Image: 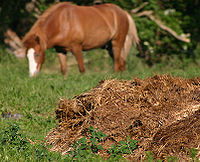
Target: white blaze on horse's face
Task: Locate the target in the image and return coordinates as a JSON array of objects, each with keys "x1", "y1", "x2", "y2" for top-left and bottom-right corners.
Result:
[{"x1": 27, "y1": 48, "x2": 39, "y2": 77}]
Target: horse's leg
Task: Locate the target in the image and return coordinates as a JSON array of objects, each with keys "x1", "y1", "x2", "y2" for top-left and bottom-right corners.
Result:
[
  {"x1": 107, "y1": 43, "x2": 126, "y2": 71},
  {"x1": 58, "y1": 53, "x2": 67, "y2": 75},
  {"x1": 119, "y1": 56, "x2": 126, "y2": 71},
  {"x1": 119, "y1": 47, "x2": 126, "y2": 71},
  {"x1": 111, "y1": 40, "x2": 124, "y2": 72},
  {"x1": 71, "y1": 46, "x2": 85, "y2": 73}
]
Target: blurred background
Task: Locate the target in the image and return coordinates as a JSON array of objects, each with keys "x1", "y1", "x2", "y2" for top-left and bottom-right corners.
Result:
[{"x1": 0, "y1": 0, "x2": 200, "y2": 67}]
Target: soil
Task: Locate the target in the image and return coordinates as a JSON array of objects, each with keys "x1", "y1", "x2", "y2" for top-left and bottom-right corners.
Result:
[{"x1": 46, "y1": 74, "x2": 200, "y2": 161}]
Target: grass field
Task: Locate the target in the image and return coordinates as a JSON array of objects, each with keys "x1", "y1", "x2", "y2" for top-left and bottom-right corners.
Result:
[{"x1": 0, "y1": 47, "x2": 200, "y2": 161}]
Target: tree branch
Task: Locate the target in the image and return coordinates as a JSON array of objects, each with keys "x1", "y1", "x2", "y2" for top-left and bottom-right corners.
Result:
[
  {"x1": 4, "y1": 29, "x2": 26, "y2": 58},
  {"x1": 136, "y1": 10, "x2": 190, "y2": 43},
  {"x1": 131, "y1": 2, "x2": 149, "y2": 14}
]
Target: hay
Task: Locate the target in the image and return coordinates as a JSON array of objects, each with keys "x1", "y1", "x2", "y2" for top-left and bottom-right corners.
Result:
[{"x1": 46, "y1": 75, "x2": 200, "y2": 160}]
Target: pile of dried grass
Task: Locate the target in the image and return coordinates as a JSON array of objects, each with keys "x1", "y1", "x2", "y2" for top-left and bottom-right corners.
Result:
[
  {"x1": 46, "y1": 75, "x2": 200, "y2": 160},
  {"x1": 151, "y1": 109, "x2": 200, "y2": 160}
]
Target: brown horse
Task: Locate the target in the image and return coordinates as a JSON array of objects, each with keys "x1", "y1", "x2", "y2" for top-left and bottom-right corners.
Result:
[{"x1": 23, "y1": 2, "x2": 140, "y2": 76}]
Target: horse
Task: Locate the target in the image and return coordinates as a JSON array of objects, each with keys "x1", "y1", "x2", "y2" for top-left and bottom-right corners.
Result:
[{"x1": 22, "y1": 2, "x2": 140, "y2": 77}]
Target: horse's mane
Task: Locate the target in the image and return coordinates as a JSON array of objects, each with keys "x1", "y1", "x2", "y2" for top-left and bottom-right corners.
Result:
[{"x1": 23, "y1": 2, "x2": 72, "y2": 50}]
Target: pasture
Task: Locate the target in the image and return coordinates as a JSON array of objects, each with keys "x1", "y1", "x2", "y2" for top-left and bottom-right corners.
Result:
[{"x1": 0, "y1": 47, "x2": 200, "y2": 161}]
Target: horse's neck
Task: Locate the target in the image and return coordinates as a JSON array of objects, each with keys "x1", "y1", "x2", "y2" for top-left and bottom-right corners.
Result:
[{"x1": 37, "y1": 31, "x2": 47, "y2": 51}]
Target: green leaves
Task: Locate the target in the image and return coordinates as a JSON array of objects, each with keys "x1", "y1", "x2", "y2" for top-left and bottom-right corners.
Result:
[
  {"x1": 67, "y1": 127, "x2": 138, "y2": 161},
  {"x1": 69, "y1": 126, "x2": 106, "y2": 159},
  {"x1": 190, "y1": 148, "x2": 199, "y2": 161},
  {"x1": 89, "y1": 126, "x2": 107, "y2": 141},
  {"x1": 107, "y1": 136, "x2": 138, "y2": 157}
]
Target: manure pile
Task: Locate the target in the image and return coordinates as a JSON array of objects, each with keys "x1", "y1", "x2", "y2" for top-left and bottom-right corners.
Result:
[{"x1": 46, "y1": 75, "x2": 200, "y2": 161}]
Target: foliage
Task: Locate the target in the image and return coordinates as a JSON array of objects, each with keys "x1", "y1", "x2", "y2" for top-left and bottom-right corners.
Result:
[
  {"x1": 144, "y1": 151, "x2": 162, "y2": 162},
  {"x1": 132, "y1": 1, "x2": 192, "y2": 64},
  {"x1": 107, "y1": 136, "x2": 137, "y2": 156},
  {"x1": 87, "y1": 126, "x2": 107, "y2": 152},
  {"x1": 103, "y1": 0, "x2": 136, "y2": 10},
  {"x1": 67, "y1": 126, "x2": 137, "y2": 160},
  {"x1": 101, "y1": 0, "x2": 200, "y2": 64},
  {"x1": 68, "y1": 126, "x2": 106, "y2": 159},
  {"x1": 0, "y1": 0, "x2": 54, "y2": 42},
  {"x1": 0, "y1": 0, "x2": 31, "y2": 41},
  {"x1": 166, "y1": 156, "x2": 179, "y2": 162},
  {"x1": 190, "y1": 148, "x2": 199, "y2": 162}
]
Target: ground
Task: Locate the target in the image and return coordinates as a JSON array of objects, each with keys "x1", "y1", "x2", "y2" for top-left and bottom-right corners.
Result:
[{"x1": 46, "y1": 74, "x2": 200, "y2": 161}]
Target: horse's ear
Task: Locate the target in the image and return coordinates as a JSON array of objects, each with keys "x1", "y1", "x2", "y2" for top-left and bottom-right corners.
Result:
[
  {"x1": 23, "y1": 34, "x2": 40, "y2": 48},
  {"x1": 33, "y1": 34, "x2": 40, "y2": 44}
]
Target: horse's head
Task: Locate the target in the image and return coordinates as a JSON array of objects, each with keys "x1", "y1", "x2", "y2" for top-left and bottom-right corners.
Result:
[{"x1": 23, "y1": 34, "x2": 45, "y2": 77}]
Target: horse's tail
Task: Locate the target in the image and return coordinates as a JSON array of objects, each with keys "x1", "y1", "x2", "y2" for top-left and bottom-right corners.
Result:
[{"x1": 121, "y1": 12, "x2": 140, "y2": 61}]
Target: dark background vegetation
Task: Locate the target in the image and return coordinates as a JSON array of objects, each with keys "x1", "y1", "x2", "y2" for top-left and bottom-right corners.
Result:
[{"x1": 0, "y1": 0, "x2": 200, "y2": 65}]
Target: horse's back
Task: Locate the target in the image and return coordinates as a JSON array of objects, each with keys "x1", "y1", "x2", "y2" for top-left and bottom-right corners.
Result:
[
  {"x1": 25, "y1": 2, "x2": 129, "y2": 51},
  {"x1": 70, "y1": 3, "x2": 129, "y2": 49}
]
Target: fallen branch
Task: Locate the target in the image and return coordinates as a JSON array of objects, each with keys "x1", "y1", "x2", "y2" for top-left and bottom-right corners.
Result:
[
  {"x1": 136, "y1": 10, "x2": 190, "y2": 43},
  {"x1": 4, "y1": 29, "x2": 23, "y2": 47},
  {"x1": 93, "y1": 0, "x2": 103, "y2": 4},
  {"x1": 131, "y1": 2, "x2": 149, "y2": 14},
  {"x1": 4, "y1": 29, "x2": 26, "y2": 58},
  {"x1": 25, "y1": 0, "x2": 41, "y2": 18}
]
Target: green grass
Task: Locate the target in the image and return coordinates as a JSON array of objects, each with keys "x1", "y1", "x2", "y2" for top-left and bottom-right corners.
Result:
[{"x1": 0, "y1": 47, "x2": 200, "y2": 161}]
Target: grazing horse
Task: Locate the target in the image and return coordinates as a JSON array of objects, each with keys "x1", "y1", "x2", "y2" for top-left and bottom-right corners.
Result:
[{"x1": 23, "y1": 2, "x2": 140, "y2": 76}]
